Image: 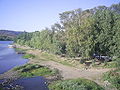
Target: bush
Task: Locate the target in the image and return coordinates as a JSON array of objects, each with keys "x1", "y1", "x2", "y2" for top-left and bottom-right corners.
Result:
[
  {"x1": 103, "y1": 69, "x2": 120, "y2": 89},
  {"x1": 49, "y1": 78, "x2": 104, "y2": 90},
  {"x1": 104, "y1": 61, "x2": 118, "y2": 68}
]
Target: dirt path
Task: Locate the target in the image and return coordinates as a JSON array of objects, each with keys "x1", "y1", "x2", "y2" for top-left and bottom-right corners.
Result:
[
  {"x1": 29, "y1": 59, "x2": 116, "y2": 90},
  {"x1": 15, "y1": 45, "x2": 116, "y2": 90},
  {"x1": 26, "y1": 48, "x2": 110, "y2": 80},
  {"x1": 30, "y1": 60, "x2": 109, "y2": 79}
]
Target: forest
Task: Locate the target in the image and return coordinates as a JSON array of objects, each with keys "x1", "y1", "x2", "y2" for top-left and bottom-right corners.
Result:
[
  {"x1": 0, "y1": 30, "x2": 23, "y2": 41},
  {"x1": 15, "y1": 3, "x2": 120, "y2": 60}
]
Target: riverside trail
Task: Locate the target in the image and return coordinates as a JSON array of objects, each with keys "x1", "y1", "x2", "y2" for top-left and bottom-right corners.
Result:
[{"x1": 15, "y1": 45, "x2": 116, "y2": 90}]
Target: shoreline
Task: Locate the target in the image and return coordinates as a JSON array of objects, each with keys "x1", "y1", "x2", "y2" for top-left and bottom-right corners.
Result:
[
  {"x1": 0, "y1": 44, "x2": 115, "y2": 90},
  {"x1": 0, "y1": 44, "x2": 62, "y2": 90}
]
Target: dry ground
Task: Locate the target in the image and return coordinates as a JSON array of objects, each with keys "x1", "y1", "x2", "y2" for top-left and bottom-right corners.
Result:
[{"x1": 2, "y1": 44, "x2": 115, "y2": 90}]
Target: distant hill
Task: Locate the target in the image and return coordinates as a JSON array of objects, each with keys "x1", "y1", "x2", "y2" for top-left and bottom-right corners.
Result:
[{"x1": 0, "y1": 30, "x2": 23, "y2": 41}]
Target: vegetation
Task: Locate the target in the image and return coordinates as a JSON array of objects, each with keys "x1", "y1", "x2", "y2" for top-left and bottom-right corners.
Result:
[
  {"x1": 0, "y1": 35, "x2": 13, "y2": 41},
  {"x1": 14, "y1": 3, "x2": 120, "y2": 60},
  {"x1": 37, "y1": 52, "x2": 75, "y2": 67},
  {"x1": 48, "y1": 78, "x2": 104, "y2": 90},
  {"x1": 22, "y1": 54, "x2": 35, "y2": 59},
  {"x1": 103, "y1": 58, "x2": 120, "y2": 89},
  {"x1": 0, "y1": 30, "x2": 23, "y2": 41},
  {"x1": 103, "y1": 69, "x2": 120, "y2": 89},
  {"x1": 14, "y1": 3, "x2": 120, "y2": 89},
  {"x1": 14, "y1": 48, "x2": 27, "y2": 55},
  {"x1": 14, "y1": 64, "x2": 57, "y2": 77},
  {"x1": 15, "y1": 48, "x2": 27, "y2": 52}
]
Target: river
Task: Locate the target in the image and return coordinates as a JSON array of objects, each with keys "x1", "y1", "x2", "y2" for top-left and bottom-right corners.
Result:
[
  {"x1": 0, "y1": 41, "x2": 28, "y2": 74},
  {"x1": 0, "y1": 41, "x2": 48, "y2": 90}
]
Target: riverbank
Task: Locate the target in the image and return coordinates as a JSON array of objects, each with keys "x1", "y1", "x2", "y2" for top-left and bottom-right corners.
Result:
[
  {"x1": 13, "y1": 44, "x2": 117, "y2": 90},
  {"x1": 0, "y1": 44, "x2": 116, "y2": 90},
  {"x1": 0, "y1": 43, "x2": 62, "y2": 90}
]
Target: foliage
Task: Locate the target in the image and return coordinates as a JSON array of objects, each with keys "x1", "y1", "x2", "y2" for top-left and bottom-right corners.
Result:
[
  {"x1": 0, "y1": 30, "x2": 23, "y2": 41},
  {"x1": 48, "y1": 78, "x2": 104, "y2": 90},
  {"x1": 103, "y1": 69, "x2": 120, "y2": 89},
  {"x1": 14, "y1": 3, "x2": 120, "y2": 61},
  {"x1": 22, "y1": 54, "x2": 35, "y2": 59},
  {"x1": 39, "y1": 52, "x2": 75, "y2": 67},
  {"x1": 15, "y1": 48, "x2": 27, "y2": 53},
  {"x1": 103, "y1": 61, "x2": 118, "y2": 68},
  {"x1": 0, "y1": 35, "x2": 13, "y2": 41},
  {"x1": 14, "y1": 64, "x2": 57, "y2": 77}
]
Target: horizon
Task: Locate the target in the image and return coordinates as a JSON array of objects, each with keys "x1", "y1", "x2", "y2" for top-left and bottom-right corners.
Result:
[{"x1": 0, "y1": 0, "x2": 119, "y2": 32}]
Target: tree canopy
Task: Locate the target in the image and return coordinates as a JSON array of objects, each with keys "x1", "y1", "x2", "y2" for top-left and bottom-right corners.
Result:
[{"x1": 15, "y1": 3, "x2": 120, "y2": 59}]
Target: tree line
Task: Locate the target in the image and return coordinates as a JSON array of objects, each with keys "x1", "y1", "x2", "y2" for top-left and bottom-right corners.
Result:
[
  {"x1": 15, "y1": 3, "x2": 120, "y2": 59},
  {"x1": 0, "y1": 30, "x2": 23, "y2": 41}
]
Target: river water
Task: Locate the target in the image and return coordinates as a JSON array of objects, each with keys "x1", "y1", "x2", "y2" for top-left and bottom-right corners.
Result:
[
  {"x1": 0, "y1": 41, "x2": 48, "y2": 90},
  {"x1": 0, "y1": 41, "x2": 28, "y2": 74}
]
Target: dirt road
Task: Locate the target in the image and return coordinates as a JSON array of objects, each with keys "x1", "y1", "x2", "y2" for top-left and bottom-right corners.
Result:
[{"x1": 15, "y1": 45, "x2": 116, "y2": 90}]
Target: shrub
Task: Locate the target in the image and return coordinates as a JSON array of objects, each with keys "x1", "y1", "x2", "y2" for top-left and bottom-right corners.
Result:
[
  {"x1": 104, "y1": 61, "x2": 118, "y2": 68},
  {"x1": 49, "y1": 78, "x2": 104, "y2": 90},
  {"x1": 103, "y1": 69, "x2": 120, "y2": 89}
]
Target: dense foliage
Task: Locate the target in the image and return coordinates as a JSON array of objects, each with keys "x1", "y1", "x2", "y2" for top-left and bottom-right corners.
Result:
[
  {"x1": 15, "y1": 3, "x2": 120, "y2": 59},
  {"x1": 48, "y1": 78, "x2": 104, "y2": 90}
]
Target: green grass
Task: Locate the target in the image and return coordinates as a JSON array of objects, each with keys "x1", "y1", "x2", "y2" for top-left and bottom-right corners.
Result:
[
  {"x1": 48, "y1": 78, "x2": 104, "y2": 90},
  {"x1": 103, "y1": 61, "x2": 118, "y2": 68},
  {"x1": 40, "y1": 52, "x2": 76, "y2": 67},
  {"x1": 14, "y1": 64, "x2": 57, "y2": 77},
  {"x1": 103, "y1": 69, "x2": 120, "y2": 89},
  {"x1": 14, "y1": 47, "x2": 81, "y2": 68},
  {"x1": 22, "y1": 54, "x2": 35, "y2": 59},
  {"x1": 15, "y1": 48, "x2": 27, "y2": 52}
]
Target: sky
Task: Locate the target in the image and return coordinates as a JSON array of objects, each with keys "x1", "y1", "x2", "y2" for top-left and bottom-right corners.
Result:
[{"x1": 0, "y1": 0, "x2": 119, "y2": 32}]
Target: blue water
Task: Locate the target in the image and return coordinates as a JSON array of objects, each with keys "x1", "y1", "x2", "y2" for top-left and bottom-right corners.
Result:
[
  {"x1": 13, "y1": 76, "x2": 48, "y2": 90},
  {"x1": 0, "y1": 41, "x2": 28, "y2": 74},
  {"x1": 0, "y1": 41, "x2": 49, "y2": 90}
]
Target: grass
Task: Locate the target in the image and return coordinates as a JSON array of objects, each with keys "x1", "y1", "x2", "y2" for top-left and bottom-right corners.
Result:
[
  {"x1": 48, "y1": 78, "x2": 104, "y2": 90},
  {"x1": 22, "y1": 54, "x2": 35, "y2": 59},
  {"x1": 103, "y1": 69, "x2": 120, "y2": 89},
  {"x1": 39, "y1": 52, "x2": 80, "y2": 67},
  {"x1": 14, "y1": 64, "x2": 58, "y2": 77},
  {"x1": 103, "y1": 61, "x2": 118, "y2": 68},
  {"x1": 15, "y1": 48, "x2": 27, "y2": 52},
  {"x1": 14, "y1": 46, "x2": 83, "y2": 68},
  {"x1": 104, "y1": 58, "x2": 120, "y2": 68},
  {"x1": 15, "y1": 48, "x2": 35, "y2": 59}
]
